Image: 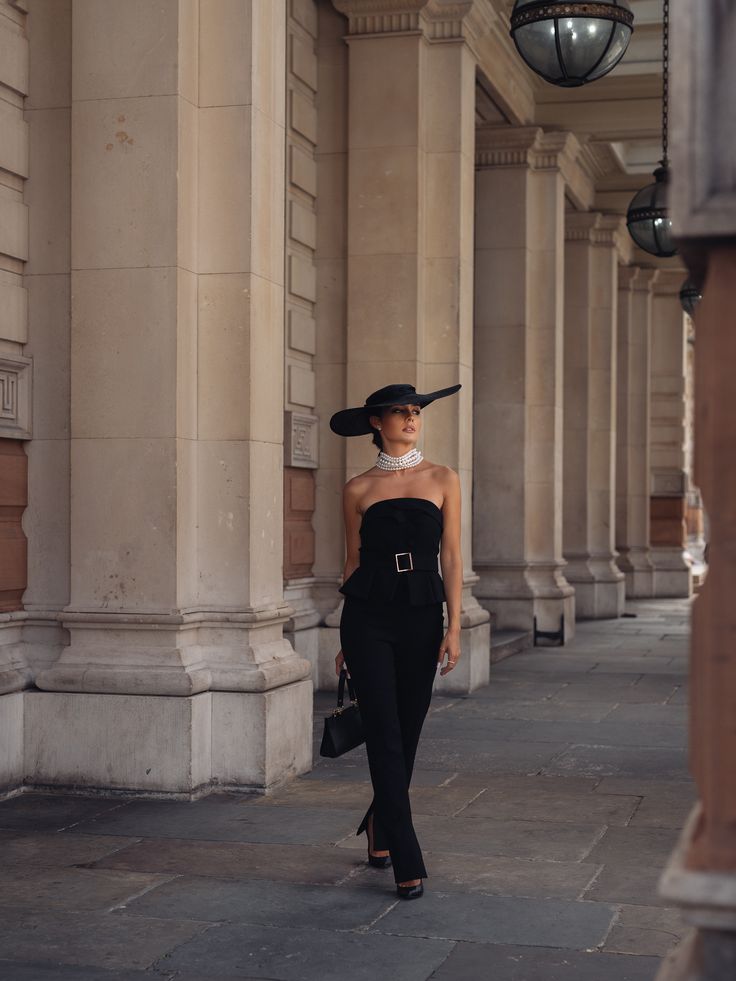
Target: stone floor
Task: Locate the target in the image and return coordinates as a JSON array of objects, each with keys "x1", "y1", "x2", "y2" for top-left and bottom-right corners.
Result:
[{"x1": 0, "y1": 599, "x2": 693, "y2": 980}]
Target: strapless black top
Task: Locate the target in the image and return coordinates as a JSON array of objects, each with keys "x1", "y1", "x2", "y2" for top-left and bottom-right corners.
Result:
[{"x1": 338, "y1": 497, "x2": 446, "y2": 606}]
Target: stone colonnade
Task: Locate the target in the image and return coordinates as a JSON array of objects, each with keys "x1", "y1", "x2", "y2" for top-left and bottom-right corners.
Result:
[{"x1": 0, "y1": 0, "x2": 697, "y2": 798}]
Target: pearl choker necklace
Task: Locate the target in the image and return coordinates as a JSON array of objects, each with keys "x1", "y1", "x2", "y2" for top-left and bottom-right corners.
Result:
[{"x1": 376, "y1": 448, "x2": 423, "y2": 471}]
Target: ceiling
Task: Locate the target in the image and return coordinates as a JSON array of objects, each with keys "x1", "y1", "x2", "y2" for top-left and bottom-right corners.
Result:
[{"x1": 479, "y1": 0, "x2": 667, "y2": 203}]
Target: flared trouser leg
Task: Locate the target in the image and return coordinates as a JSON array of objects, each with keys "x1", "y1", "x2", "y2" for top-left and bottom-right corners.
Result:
[{"x1": 339, "y1": 595, "x2": 444, "y2": 883}]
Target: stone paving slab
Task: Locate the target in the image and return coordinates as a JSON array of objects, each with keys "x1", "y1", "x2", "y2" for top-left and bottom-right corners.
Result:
[
  {"x1": 0, "y1": 964, "x2": 153, "y2": 981},
  {"x1": 338, "y1": 812, "x2": 606, "y2": 862},
  {"x1": 425, "y1": 717, "x2": 687, "y2": 749},
  {"x1": 374, "y1": 890, "x2": 616, "y2": 948},
  {"x1": 259, "y1": 778, "x2": 486, "y2": 818},
  {"x1": 459, "y1": 783, "x2": 639, "y2": 825},
  {"x1": 604, "y1": 905, "x2": 688, "y2": 956},
  {"x1": 0, "y1": 866, "x2": 173, "y2": 912},
  {"x1": 156, "y1": 923, "x2": 454, "y2": 981},
  {"x1": 124, "y1": 875, "x2": 396, "y2": 929},
  {"x1": 543, "y1": 743, "x2": 691, "y2": 780},
  {"x1": 585, "y1": 825, "x2": 682, "y2": 867},
  {"x1": 446, "y1": 696, "x2": 617, "y2": 721},
  {"x1": 73, "y1": 799, "x2": 365, "y2": 845},
  {"x1": 413, "y1": 736, "x2": 569, "y2": 773},
  {"x1": 428, "y1": 943, "x2": 662, "y2": 981},
  {"x1": 549, "y1": 678, "x2": 682, "y2": 704},
  {"x1": 0, "y1": 831, "x2": 138, "y2": 870},
  {"x1": 0, "y1": 909, "x2": 209, "y2": 971},
  {"x1": 603, "y1": 703, "x2": 688, "y2": 725},
  {"x1": 583, "y1": 861, "x2": 671, "y2": 907},
  {"x1": 0, "y1": 795, "x2": 125, "y2": 833},
  {"x1": 92, "y1": 838, "x2": 366, "y2": 885},
  {"x1": 416, "y1": 850, "x2": 600, "y2": 899}
]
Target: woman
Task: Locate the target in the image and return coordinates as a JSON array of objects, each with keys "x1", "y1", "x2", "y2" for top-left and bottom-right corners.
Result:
[{"x1": 329, "y1": 382, "x2": 463, "y2": 900}]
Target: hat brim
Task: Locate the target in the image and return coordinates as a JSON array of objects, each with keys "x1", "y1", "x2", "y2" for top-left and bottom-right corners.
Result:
[{"x1": 329, "y1": 383, "x2": 461, "y2": 437}]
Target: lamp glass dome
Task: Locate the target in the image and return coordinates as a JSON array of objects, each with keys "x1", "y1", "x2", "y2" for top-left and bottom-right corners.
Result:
[
  {"x1": 510, "y1": 0, "x2": 634, "y2": 87},
  {"x1": 679, "y1": 278, "x2": 702, "y2": 317},
  {"x1": 626, "y1": 166, "x2": 677, "y2": 258}
]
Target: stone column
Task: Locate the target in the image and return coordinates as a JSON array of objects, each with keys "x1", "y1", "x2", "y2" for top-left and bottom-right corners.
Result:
[
  {"x1": 651, "y1": 5, "x2": 736, "y2": 976},
  {"x1": 474, "y1": 127, "x2": 576, "y2": 638},
  {"x1": 332, "y1": 0, "x2": 490, "y2": 693},
  {"x1": 616, "y1": 266, "x2": 656, "y2": 597},
  {"x1": 562, "y1": 213, "x2": 625, "y2": 620},
  {"x1": 649, "y1": 270, "x2": 692, "y2": 598},
  {"x1": 32, "y1": 0, "x2": 312, "y2": 795}
]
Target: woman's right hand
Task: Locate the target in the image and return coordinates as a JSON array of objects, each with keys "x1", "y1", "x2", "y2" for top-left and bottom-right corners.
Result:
[{"x1": 335, "y1": 648, "x2": 348, "y2": 677}]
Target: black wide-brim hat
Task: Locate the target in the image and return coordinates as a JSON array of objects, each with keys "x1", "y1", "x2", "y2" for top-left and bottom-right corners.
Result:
[{"x1": 329, "y1": 382, "x2": 461, "y2": 437}]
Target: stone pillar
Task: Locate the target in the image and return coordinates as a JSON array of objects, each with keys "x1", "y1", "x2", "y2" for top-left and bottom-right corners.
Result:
[
  {"x1": 31, "y1": 0, "x2": 312, "y2": 795},
  {"x1": 616, "y1": 266, "x2": 656, "y2": 597},
  {"x1": 474, "y1": 127, "x2": 575, "y2": 638},
  {"x1": 562, "y1": 213, "x2": 625, "y2": 620},
  {"x1": 332, "y1": 0, "x2": 490, "y2": 693},
  {"x1": 649, "y1": 271, "x2": 692, "y2": 598},
  {"x1": 655, "y1": 6, "x2": 736, "y2": 974},
  {"x1": 315, "y1": 0, "x2": 350, "y2": 690}
]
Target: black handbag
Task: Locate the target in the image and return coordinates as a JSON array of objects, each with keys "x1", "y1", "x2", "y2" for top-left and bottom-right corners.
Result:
[{"x1": 319, "y1": 668, "x2": 365, "y2": 758}]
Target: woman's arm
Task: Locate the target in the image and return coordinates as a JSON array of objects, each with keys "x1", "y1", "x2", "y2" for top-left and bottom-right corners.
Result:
[
  {"x1": 341, "y1": 479, "x2": 362, "y2": 584},
  {"x1": 336, "y1": 479, "x2": 363, "y2": 676},
  {"x1": 438, "y1": 467, "x2": 463, "y2": 674}
]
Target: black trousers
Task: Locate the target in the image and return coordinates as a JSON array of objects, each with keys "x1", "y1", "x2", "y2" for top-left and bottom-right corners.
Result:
[{"x1": 339, "y1": 592, "x2": 444, "y2": 883}]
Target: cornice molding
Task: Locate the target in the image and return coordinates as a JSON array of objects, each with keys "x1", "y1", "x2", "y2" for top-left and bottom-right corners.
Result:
[
  {"x1": 332, "y1": 0, "x2": 493, "y2": 46},
  {"x1": 475, "y1": 126, "x2": 595, "y2": 211},
  {"x1": 565, "y1": 212, "x2": 631, "y2": 262},
  {"x1": 629, "y1": 266, "x2": 660, "y2": 292},
  {"x1": 651, "y1": 267, "x2": 687, "y2": 295}
]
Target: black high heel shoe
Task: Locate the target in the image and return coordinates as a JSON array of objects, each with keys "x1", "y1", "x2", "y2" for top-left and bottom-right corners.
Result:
[
  {"x1": 365, "y1": 813, "x2": 391, "y2": 870},
  {"x1": 396, "y1": 879, "x2": 424, "y2": 900}
]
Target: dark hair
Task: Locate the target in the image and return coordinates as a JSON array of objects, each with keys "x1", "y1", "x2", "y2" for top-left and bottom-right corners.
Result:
[{"x1": 368, "y1": 409, "x2": 384, "y2": 451}]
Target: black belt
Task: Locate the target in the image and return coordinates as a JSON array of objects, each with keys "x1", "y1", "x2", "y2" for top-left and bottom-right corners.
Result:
[{"x1": 359, "y1": 549, "x2": 440, "y2": 573}]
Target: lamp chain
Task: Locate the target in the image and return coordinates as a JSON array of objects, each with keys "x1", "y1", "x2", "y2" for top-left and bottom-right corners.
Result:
[{"x1": 662, "y1": 0, "x2": 669, "y2": 166}]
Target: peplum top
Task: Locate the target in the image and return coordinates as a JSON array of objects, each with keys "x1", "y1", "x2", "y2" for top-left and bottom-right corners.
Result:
[{"x1": 338, "y1": 496, "x2": 446, "y2": 606}]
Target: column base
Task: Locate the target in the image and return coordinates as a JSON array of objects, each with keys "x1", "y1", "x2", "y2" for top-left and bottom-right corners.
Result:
[
  {"x1": 617, "y1": 546, "x2": 655, "y2": 598},
  {"x1": 565, "y1": 555, "x2": 626, "y2": 619},
  {"x1": 0, "y1": 691, "x2": 23, "y2": 794},
  {"x1": 656, "y1": 803, "x2": 736, "y2": 980},
  {"x1": 35, "y1": 608, "x2": 312, "y2": 696},
  {"x1": 651, "y1": 547, "x2": 694, "y2": 598},
  {"x1": 475, "y1": 563, "x2": 576, "y2": 640},
  {"x1": 283, "y1": 594, "x2": 322, "y2": 690},
  {"x1": 0, "y1": 627, "x2": 33, "y2": 695},
  {"x1": 20, "y1": 680, "x2": 313, "y2": 796}
]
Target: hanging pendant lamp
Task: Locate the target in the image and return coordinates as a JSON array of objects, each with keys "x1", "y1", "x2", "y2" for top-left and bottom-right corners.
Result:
[
  {"x1": 509, "y1": 1, "x2": 634, "y2": 87},
  {"x1": 679, "y1": 278, "x2": 702, "y2": 317},
  {"x1": 626, "y1": 0, "x2": 676, "y2": 257}
]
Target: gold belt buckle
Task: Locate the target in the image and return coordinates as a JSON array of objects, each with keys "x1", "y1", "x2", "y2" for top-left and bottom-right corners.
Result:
[{"x1": 395, "y1": 551, "x2": 413, "y2": 572}]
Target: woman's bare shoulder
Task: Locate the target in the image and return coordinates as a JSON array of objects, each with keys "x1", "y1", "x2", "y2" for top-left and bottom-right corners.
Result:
[{"x1": 421, "y1": 461, "x2": 459, "y2": 485}]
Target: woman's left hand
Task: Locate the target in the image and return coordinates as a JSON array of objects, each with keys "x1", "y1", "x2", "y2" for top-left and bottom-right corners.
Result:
[{"x1": 438, "y1": 627, "x2": 461, "y2": 676}]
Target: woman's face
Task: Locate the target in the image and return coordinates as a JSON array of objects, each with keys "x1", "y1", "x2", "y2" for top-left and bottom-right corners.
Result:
[{"x1": 371, "y1": 403, "x2": 422, "y2": 442}]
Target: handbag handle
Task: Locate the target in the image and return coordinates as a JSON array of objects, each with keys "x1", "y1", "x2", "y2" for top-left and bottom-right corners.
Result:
[{"x1": 336, "y1": 667, "x2": 357, "y2": 710}]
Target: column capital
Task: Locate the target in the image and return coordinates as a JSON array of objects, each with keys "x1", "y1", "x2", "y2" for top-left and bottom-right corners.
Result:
[
  {"x1": 651, "y1": 267, "x2": 687, "y2": 295},
  {"x1": 475, "y1": 127, "x2": 595, "y2": 211},
  {"x1": 332, "y1": 0, "x2": 494, "y2": 47},
  {"x1": 620, "y1": 265, "x2": 659, "y2": 292},
  {"x1": 565, "y1": 211, "x2": 631, "y2": 261}
]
